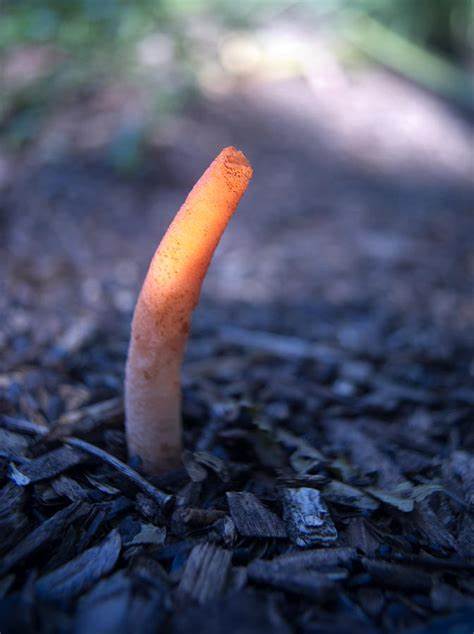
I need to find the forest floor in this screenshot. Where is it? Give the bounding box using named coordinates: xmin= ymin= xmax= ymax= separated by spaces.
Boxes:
xmin=1 ymin=53 xmax=473 ymax=633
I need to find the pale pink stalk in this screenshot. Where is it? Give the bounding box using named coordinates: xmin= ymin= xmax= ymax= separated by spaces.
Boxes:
xmin=125 ymin=147 xmax=253 ymax=474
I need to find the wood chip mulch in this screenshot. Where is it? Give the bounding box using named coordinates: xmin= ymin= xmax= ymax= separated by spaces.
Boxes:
xmin=0 ymin=304 xmax=473 ymax=633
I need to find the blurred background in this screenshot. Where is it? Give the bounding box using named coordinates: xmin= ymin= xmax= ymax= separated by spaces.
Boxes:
xmin=1 ymin=0 xmax=473 ymax=358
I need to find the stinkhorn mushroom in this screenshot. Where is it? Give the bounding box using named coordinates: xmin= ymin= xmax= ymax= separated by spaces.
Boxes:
xmin=125 ymin=147 xmax=253 ymax=474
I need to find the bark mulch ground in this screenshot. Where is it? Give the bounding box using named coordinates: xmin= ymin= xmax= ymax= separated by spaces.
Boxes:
xmin=1 ymin=75 xmax=473 ymax=632
xmin=0 ymin=298 xmax=473 ymax=633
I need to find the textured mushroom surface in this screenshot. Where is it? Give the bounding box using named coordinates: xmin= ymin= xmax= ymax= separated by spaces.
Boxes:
xmin=125 ymin=147 xmax=253 ymax=474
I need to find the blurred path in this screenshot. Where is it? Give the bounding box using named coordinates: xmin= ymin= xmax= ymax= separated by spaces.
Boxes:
xmin=2 ymin=54 xmax=473 ymax=345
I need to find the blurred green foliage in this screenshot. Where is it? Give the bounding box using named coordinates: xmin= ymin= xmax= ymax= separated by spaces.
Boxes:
xmin=1 ymin=0 xmax=470 ymax=71
xmin=0 ymin=0 xmax=184 ymax=153
xmin=0 ymin=0 xmax=471 ymax=157
xmin=0 ymin=0 xmax=167 ymax=51
xmin=348 ymin=0 xmax=472 ymax=60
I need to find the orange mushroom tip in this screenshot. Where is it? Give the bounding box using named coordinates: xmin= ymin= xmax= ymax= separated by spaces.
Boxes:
xmin=125 ymin=147 xmax=253 ymax=475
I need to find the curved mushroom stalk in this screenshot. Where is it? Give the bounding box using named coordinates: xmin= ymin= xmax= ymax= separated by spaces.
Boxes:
xmin=125 ymin=147 xmax=253 ymax=474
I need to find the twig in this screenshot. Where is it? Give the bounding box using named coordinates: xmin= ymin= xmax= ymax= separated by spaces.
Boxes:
xmin=65 ymin=437 xmax=173 ymax=510
xmin=51 ymin=397 xmax=124 ymax=437
xmin=390 ymin=552 xmax=474 ymax=573
xmin=46 ymin=316 xmax=97 ymax=360
xmin=0 ymin=415 xmax=173 ymax=511
xmin=218 ymin=326 xmax=342 ymax=363
xmin=1 ymin=415 xmax=48 ymax=436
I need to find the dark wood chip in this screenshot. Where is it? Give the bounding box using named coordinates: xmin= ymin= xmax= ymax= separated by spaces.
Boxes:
xmin=391 ymin=552 xmax=474 ymax=573
xmin=357 ymin=588 xmax=385 ymax=618
xmin=51 ymin=475 xmax=90 ymax=501
xmin=271 ymin=546 xmax=357 ymax=569
xmin=125 ymin=523 xmax=166 ymax=546
xmin=248 ymin=559 xmax=337 ymax=600
xmin=361 ymin=559 xmax=432 ymax=593
xmin=431 ymin=582 xmax=472 ymax=612
xmin=345 ymin=518 xmax=380 ymax=556
xmin=36 ymin=529 xmax=122 ymax=601
xmin=76 ymin=569 xmax=168 ymax=634
xmin=53 ymin=397 xmax=124 ymax=437
xmin=447 ymin=451 xmax=474 ymax=507
xmin=246 ymin=545 xmax=354 ymax=599
xmin=0 ymin=483 xmax=28 ymax=554
xmin=8 ymin=446 xmax=86 ymax=485
xmin=226 ymin=491 xmax=287 ymax=539
xmin=0 ymin=428 xmax=29 ymax=458
xmin=182 ymin=450 xmax=230 ymax=483
xmin=413 ymin=500 xmax=458 ymax=553
xmin=171 ymin=589 xmax=291 ymax=634
xmin=281 ymin=487 xmax=338 ymax=547
xmin=0 ymin=502 xmax=84 ymax=575
xmin=177 ymin=542 xmax=232 ymax=604
xmin=325 ymin=421 xmax=405 ymax=489
xmin=135 ymin=492 xmax=165 ymax=525
xmin=457 ymin=513 xmax=474 ymax=559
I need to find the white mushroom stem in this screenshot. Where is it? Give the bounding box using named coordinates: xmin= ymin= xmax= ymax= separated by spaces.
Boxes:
xmin=125 ymin=147 xmax=253 ymax=474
